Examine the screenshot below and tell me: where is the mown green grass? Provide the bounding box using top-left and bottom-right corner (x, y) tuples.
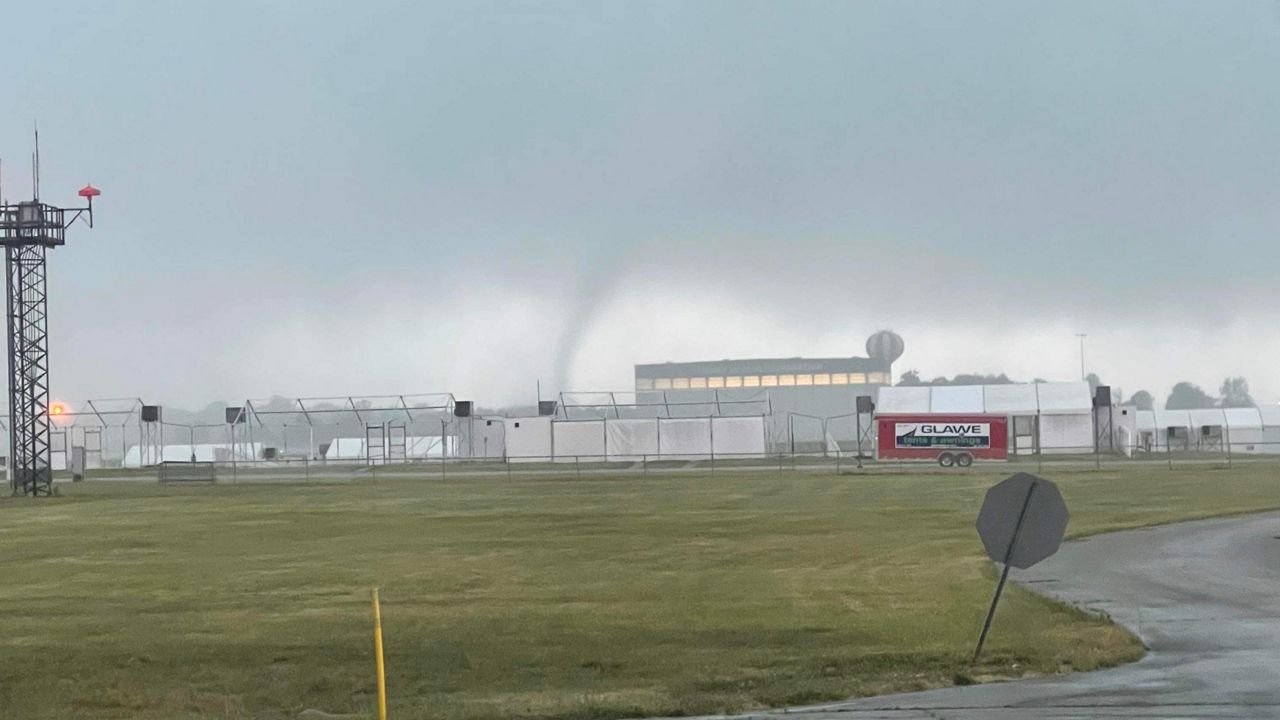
(1, 465), (1277, 719)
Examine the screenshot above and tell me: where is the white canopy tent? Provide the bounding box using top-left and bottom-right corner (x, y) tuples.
(1261, 406), (1280, 452)
(876, 386), (930, 414)
(124, 442), (262, 468)
(1187, 409), (1227, 451)
(1152, 409), (1192, 450)
(875, 382), (1095, 454)
(929, 385), (984, 413)
(1134, 406), (1280, 454)
(982, 384), (1039, 414)
(1223, 408), (1264, 452)
(501, 415), (767, 463)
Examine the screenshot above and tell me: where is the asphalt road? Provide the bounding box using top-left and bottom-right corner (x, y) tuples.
(748, 512), (1280, 719)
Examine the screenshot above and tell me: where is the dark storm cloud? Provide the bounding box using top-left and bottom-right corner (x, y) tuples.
(0, 1), (1275, 407)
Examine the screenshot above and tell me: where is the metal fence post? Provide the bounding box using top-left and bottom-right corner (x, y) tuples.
(230, 420), (238, 481)
(1225, 425), (1232, 469)
(709, 416), (715, 476)
(854, 412), (862, 469)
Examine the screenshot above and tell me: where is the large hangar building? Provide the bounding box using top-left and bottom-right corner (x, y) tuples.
(633, 332), (904, 449)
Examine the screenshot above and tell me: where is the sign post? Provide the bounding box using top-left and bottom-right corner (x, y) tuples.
(972, 473), (1069, 662)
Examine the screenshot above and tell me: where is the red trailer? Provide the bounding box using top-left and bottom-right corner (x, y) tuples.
(876, 414), (1008, 467)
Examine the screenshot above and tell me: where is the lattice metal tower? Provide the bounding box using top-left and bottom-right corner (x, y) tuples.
(0, 152), (97, 495)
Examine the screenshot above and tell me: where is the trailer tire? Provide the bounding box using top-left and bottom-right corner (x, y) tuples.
(955, 452), (973, 468)
(937, 452), (955, 468)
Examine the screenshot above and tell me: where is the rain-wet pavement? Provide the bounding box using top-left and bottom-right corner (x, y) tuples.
(712, 512), (1280, 719)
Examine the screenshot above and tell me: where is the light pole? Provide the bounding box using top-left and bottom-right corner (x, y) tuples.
(1075, 333), (1087, 381)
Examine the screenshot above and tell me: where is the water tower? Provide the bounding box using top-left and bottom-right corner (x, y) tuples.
(865, 330), (904, 384)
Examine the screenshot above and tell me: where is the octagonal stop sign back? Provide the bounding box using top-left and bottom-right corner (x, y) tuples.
(976, 473), (1069, 569)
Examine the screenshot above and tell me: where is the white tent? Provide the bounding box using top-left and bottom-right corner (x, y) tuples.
(1187, 408), (1226, 427)
(605, 419), (659, 461)
(1135, 409), (1157, 451)
(983, 384), (1039, 415)
(983, 384), (1041, 452)
(1036, 383), (1093, 414)
(323, 437), (367, 460)
(1152, 409), (1192, 450)
(503, 417), (552, 462)
(552, 420), (607, 462)
(1133, 407), (1280, 454)
(710, 416), (768, 458)
(657, 418), (714, 460)
(124, 442), (262, 468)
(1035, 383), (1094, 453)
(501, 415), (767, 463)
(876, 386), (930, 413)
(405, 435), (455, 458)
(929, 385), (984, 413)
(320, 436), (454, 461)
(874, 382), (1094, 454)
(1187, 409), (1227, 450)
(1223, 408), (1264, 452)
(1259, 406), (1280, 453)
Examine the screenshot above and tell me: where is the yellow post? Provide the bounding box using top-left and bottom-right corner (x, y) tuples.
(372, 588), (388, 720)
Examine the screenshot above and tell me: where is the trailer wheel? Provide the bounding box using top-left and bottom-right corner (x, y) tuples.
(937, 452), (955, 468)
(955, 452), (973, 468)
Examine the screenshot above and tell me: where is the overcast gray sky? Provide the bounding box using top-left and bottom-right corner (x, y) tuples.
(3, 1), (1278, 408)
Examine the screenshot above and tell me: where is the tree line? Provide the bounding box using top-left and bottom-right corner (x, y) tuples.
(1128, 377), (1255, 411)
(898, 371), (1257, 411)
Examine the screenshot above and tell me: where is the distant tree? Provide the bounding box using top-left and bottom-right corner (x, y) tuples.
(1085, 373), (1102, 394)
(1127, 390), (1154, 411)
(1165, 382), (1217, 410)
(256, 395), (298, 412)
(899, 372), (1018, 386)
(1219, 377), (1256, 408)
(951, 373), (1015, 386)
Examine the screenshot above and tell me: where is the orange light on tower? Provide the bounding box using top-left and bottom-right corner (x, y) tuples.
(78, 184), (101, 227)
(50, 402), (66, 417)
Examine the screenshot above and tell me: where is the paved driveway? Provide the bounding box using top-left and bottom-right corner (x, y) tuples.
(733, 512), (1280, 719)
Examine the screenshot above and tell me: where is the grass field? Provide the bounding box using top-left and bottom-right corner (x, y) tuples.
(1, 466), (1278, 719)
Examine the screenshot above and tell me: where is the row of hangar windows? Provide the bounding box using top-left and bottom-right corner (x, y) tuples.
(636, 371), (892, 391)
